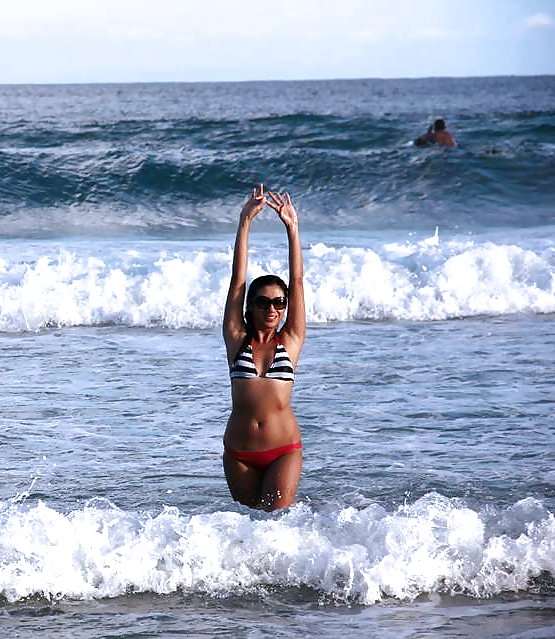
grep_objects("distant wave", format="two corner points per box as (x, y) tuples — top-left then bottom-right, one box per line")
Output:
(1, 110), (554, 234)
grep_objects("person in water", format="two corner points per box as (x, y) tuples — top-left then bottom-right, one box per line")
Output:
(415, 118), (456, 148)
(222, 184), (305, 511)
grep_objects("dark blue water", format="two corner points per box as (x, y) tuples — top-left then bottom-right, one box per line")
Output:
(1, 76), (554, 236)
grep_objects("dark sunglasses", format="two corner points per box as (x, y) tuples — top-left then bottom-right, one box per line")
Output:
(252, 296), (287, 311)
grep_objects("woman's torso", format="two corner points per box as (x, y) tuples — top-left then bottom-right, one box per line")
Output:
(225, 336), (300, 451)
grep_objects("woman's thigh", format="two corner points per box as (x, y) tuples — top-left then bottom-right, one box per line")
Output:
(222, 451), (263, 508)
(261, 449), (303, 511)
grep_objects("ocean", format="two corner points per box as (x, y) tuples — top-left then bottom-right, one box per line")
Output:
(0, 76), (554, 638)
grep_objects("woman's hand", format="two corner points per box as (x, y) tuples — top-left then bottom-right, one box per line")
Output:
(240, 183), (266, 221)
(267, 191), (298, 231)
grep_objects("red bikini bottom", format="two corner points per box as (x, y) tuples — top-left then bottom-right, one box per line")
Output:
(225, 441), (302, 471)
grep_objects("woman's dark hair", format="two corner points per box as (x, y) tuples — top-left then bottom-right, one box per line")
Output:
(244, 274), (288, 335)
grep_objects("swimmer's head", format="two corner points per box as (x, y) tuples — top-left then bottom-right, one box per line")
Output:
(434, 119), (446, 131)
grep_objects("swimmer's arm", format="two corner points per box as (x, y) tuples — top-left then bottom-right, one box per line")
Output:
(414, 134), (429, 146)
(414, 126), (433, 146)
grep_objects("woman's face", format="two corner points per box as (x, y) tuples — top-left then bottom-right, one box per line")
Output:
(249, 284), (287, 330)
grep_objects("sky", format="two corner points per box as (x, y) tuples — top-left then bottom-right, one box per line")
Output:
(1, 0), (554, 84)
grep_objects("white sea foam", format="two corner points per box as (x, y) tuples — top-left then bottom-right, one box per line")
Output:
(1, 494), (553, 604)
(0, 233), (553, 332)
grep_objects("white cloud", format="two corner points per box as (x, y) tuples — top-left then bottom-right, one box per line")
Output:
(524, 13), (554, 29)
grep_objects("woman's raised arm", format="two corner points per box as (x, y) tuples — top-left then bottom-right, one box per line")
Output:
(267, 191), (306, 358)
(222, 185), (266, 352)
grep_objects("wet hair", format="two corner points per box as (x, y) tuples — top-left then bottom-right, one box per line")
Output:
(434, 119), (446, 131)
(244, 274), (288, 335)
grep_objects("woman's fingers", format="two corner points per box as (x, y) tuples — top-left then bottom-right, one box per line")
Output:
(241, 184), (267, 218)
(254, 188), (295, 220)
(266, 191), (284, 211)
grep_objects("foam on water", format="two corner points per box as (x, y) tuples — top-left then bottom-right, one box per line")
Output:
(1, 493), (553, 604)
(0, 230), (554, 332)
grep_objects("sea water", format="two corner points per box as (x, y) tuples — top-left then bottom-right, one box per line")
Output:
(0, 77), (554, 638)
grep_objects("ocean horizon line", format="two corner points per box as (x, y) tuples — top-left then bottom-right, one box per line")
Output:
(1, 72), (554, 88)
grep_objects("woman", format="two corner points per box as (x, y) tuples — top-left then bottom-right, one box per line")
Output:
(222, 184), (305, 511)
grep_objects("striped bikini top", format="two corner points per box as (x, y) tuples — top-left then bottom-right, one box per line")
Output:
(229, 334), (295, 382)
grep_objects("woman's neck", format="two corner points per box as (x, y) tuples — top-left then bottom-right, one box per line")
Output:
(252, 328), (277, 344)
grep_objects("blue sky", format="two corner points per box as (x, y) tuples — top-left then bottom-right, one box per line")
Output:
(1, 0), (554, 83)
